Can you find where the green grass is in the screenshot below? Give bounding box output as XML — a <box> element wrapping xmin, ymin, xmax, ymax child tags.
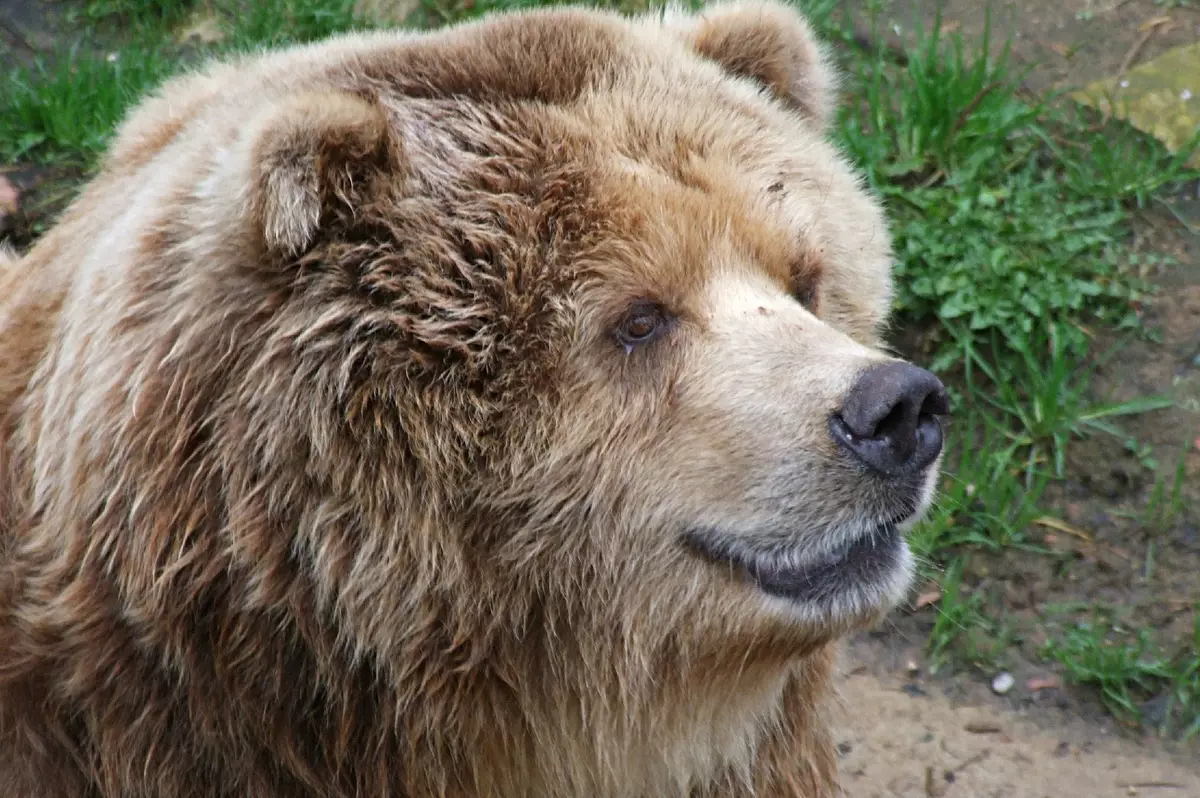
<box><xmin>906</xmin><ymin>327</ymin><xmax>1172</xmax><ymax>569</ymax></box>
<box><xmin>1040</xmin><ymin>104</ymin><xmax>1200</xmax><ymax>210</ymax></box>
<box><xmin>222</xmin><ymin>0</ymin><xmax>367</xmax><ymax>51</ymax></box>
<box><xmin>837</xmin><ymin>5</ymin><xmax>1194</xmax><ymax>370</ymax></box>
<box><xmin>826</xmin><ymin>1</ymin><xmax>1194</xmax><ymax>728</ymax></box>
<box><xmin>0</xmin><ymin>0</ymin><xmax>375</xmax><ymax>167</ymax></box>
<box><xmin>70</xmin><ymin>0</ymin><xmax>198</xmax><ymax>27</ymax></box>
<box><xmin>1</xmin><ymin>0</ymin><xmax>1197</xmax><ymax>738</ymax></box>
<box><xmin>1140</xmin><ymin>446</ymin><xmax>1190</xmax><ymax>537</ymax></box>
<box><xmin>1</xmin><ymin>41</ymin><xmax>177</xmax><ymax>164</ymax></box>
<box><xmin>953</xmin><ymin>325</ymin><xmax>1173</xmax><ymax>479</ymax></box>
<box><xmin>827</xmin><ymin>3</ymin><xmax>1196</xmax><ymax>736</ymax></box>
<box><xmin>925</xmin><ymin>558</ymin><xmax>1014</xmax><ymax>674</ymax></box>
<box><xmin>1043</xmin><ymin>612</ymin><xmax>1200</xmax><ymax>740</ymax></box>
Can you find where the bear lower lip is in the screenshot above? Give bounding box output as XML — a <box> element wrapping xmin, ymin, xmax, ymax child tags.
<box><xmin>684</xmin><ymin>523</ymin><xmax>904</xmax><ymax>605</ymax></box>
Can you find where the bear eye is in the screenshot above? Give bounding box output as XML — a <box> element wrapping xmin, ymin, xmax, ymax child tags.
<box><xmin>615</xmin><ymin>301</ymin><xmax>669</xmax><ymax>351</ymax></box>
<box><xmin>790</xmin><ymin>249</ymin><xmax>823</xmax><ymax>311</ymax></box>
<box><xmin>792</xmin><ymin>261</ymin><xmax>820</xmax><ymax>312</ymax></box>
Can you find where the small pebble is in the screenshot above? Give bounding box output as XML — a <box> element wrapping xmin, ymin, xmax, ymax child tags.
<box><xmin>991</xmin><ymin>672</ymin><xmax>1015</xmax><ymax>695</ymax></box>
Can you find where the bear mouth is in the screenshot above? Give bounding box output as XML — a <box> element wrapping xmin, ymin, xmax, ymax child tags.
<box><xmin>683</xmin><ymin>522</ymin><xmax>905</xmax><ymax>605</ymax></box>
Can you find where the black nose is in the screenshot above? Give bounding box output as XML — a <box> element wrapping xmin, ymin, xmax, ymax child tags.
<box><xmin>830</xmin><ymin>362</ymin><xmax>949</xmax><ymax>476</ymax></box>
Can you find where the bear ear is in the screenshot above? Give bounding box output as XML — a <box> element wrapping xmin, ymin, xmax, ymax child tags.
<box><xmin>241</xmin><ymin>91</ymin><xmax>405</xmax><ymax>258</ymax></box>
<box><xmin>664</xmin><ymin>0</ymin><xmax>837</xmax><ymax>128</ymax></box>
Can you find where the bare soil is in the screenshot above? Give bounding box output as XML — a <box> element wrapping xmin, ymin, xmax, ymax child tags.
<box><xmin>834</xmin><ymin>638</ymin><xmax>1200</xmax><ymax>797</ymax></box>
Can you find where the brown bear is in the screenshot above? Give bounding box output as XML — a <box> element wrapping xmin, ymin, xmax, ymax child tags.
<box><xmin>0</xmin><ymin>2</ymin><xmax>948</xmax><ymax>796</ymax></box>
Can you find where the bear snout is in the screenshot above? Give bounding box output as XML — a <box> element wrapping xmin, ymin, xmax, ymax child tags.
<box><xmin>829</xmin><ymin>362</ymin><xmax>949</xmax><ymax>478</ymax></box>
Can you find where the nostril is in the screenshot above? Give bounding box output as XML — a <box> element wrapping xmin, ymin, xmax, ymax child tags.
<box><xmin>920</xmin><ymin>385</ymin><xmax>951</xmax><ymax>419</ymax></box>
<box><xmin>871</xmin><ymin>401</ymin><xmax>910</xmax><ymax>441</ymax></box>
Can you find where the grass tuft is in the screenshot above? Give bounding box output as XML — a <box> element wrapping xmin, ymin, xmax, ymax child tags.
<box><xmin>1043</xmin><ymin>612</ymin><xmax>1200</xmax><ymax>739</ymax></box>
<box><xmin>839</xmin><ymin>7</ymin><xmax>1037</xmax><ymax>184</ymax></box>
<box><xmin>223</xmin><ymin>0</ymin><xmax>369</xmax><ymax>52</ymax></box>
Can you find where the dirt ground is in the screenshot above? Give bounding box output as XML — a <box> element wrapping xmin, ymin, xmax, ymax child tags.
<box><xmin>833</xmin><ymin>638</ymin><xmax>1200</xmax><ymax>797</ymax></box>
<box><xmin>1</xmin><ymin>0</ymin><xmax>1198</xmax><ymax>794</ymax></box>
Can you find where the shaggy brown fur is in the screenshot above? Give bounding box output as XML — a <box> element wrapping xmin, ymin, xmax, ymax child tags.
<box><xmin>0</xmin><ymin>2</ymin><xmax>943</xmax><ymax>796</ymax></box>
